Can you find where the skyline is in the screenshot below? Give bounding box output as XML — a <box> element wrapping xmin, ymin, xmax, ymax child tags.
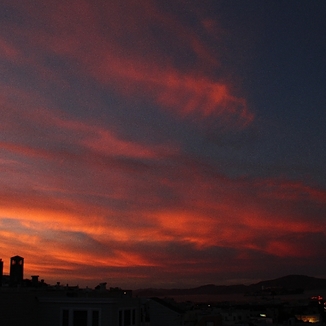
<box><xmin>1</xmin><ymin>0</ymin><xmax>326</xmax><ymax>289</ymax></box>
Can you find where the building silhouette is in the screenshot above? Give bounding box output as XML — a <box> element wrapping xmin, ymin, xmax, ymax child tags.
<box><xmin>0</xmin><ymin>258</ymin><xmax>3</xmax><ymax>287</ymax></box>
<box><xmin>10</xmin><ymin>255</ymin><xmax>24</xmax><ymax>286</ymax></box>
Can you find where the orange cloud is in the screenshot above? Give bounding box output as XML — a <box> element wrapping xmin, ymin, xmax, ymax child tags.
<box><xmin>1</xmin><ymin>0</ymin><xmax>325</xmax><ymax>288</ymax></box>
<box><xmin>2</xmin><ymin>118</ymin><xmax>326</xmax><ymax>284</ymax></box>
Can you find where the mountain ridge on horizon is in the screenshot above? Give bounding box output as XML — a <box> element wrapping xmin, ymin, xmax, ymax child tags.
<box><xmin>134</xmin><ymin>275</ymin><xmax>326</xmax><ymax>297</ymax></box>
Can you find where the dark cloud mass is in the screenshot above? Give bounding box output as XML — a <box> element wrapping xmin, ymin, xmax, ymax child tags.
<box><xmin>0</xmin><ymin>0</ymin><xmax>325</xmax><ymax>288</ymax></box>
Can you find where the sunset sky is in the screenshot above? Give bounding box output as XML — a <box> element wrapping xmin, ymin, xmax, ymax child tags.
<box><xmin>1</xmin><ymin>0</ymin><xmax>326</xmax><ymax>289</ymax></box>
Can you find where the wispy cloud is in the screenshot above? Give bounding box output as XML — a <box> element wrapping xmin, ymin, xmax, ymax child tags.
<box><xmin>0</xmin><ymin>0</ymin><xmax>325</xmax><ymax>287</ymax></box>
<box><xmin>1</xmin><ymin>0</ymin><xmax>253</xmax><ymax>130</ymax></box>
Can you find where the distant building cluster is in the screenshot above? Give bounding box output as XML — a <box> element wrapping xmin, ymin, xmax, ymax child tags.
<box><xmin>0</xmin><ymin>256</ymin><xmax>326</xmax><ymax>326</ymax></box>
<box><xmin>0</xmin><ymin>255</ymin><xmax>147</xmax><ymax>326</ymax></box>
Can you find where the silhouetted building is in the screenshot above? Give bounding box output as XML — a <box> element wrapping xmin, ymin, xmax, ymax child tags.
<box><xmin>0</xmin><ymin>258</ymin><xmax>3</xmax><ymax>287</ymax></box>
<box><xmin>38</xmin><ymin>294</ymin><xmax>142</xmax><ymax>326</ymax></box>
<box><xmin>31</xmin><ymin>275</ymin><xmax>39</xmax><ymax>287</ymax></box>
<box><xmin>147</xmin><ymin>297</ymin><xmax>186</xmax><ymax>326</ymax></box>
<box><xmin>10</xmin><ymin>255</ymin><xmax>24</xmax><ymax>286</ymax></box>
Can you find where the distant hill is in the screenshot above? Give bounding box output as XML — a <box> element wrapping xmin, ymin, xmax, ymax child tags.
<box><xmin>255</xmin><ymin>275</ymin><xmax>326</xmax><ymax>290</ymax></box>
<box><xmin>134</xmin><ymin>275</ymin><xmax>326</xmax><ymax>297</ymax></box>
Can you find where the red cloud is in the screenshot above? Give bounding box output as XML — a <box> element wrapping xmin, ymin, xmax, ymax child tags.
<box><xmin>2</xmin><ymin>0</ymin><xmax>254</xmax><ymax>129</ymax></box>
<box><xmin>1</xmin><ymin>104</ymin><xmax>325</xmax><ymax>283</ymax></box>
<box><xmin>0</xmin><ymin>37</ymin><xmax>20</xmax><ymax>59</ymax></box>
<box><xmin>1</xmin><ymin>0</ymin><xmax>325</xmax><ymax>287</ymax></box>
<box><xmin>94</xmin><ymin>59</ymin><xmax>253</xmax><ymax>128</ymax></box>
<box><xmin>0</xmin><ymin>83</ymin><xmax>176</xmax><ymax>162</ymax></box>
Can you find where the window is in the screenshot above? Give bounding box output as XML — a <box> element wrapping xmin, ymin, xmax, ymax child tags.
<box><xmin>92</xmin><ymin>310</ymin><xmax>99</xmax><ymax>326</ymax></box>
<box><xmin>61</xmin><ymin>309</ymin><xmax>100</xmax><ymax>326</ymax></box>
<box><xmin>119</xmin><ymin>311</ymin><xmax>122</xmax><ymax>326</ymax></box>
<box><xmin>124</xmin><ymin>310</ymin><xmax>131</xmax><ymax>326</ymax></box>
<box><xmin>132</xmin><ymin>309</ymin><xmax>135</xmax><ymax>325</ymax></box>
<box><xmin>119</xmin><ymin>308</ymin><xmax>137</xmax><ymax>326</ymax></box>
<box><xmin>73</xmin><ymin>310</ymin><xmax>88</xmax><ymax>326</ymax></box>
<box><xmin>62</xmin><ymin>310</ymin><xmax>69</xmax><ymax>326</ymax></box>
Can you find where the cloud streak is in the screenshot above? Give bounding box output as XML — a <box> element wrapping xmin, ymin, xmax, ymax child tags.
<box><xmin>1</xmin><ymin>0</ymin><xmax>253</xmax><ymax>130</ymax></box>
<box><xmin>0</xmin><ymin>0</ymin><xmax>325</xmax><ymax>288</ymax></box>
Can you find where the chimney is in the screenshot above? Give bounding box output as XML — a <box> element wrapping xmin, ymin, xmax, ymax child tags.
<box><xmin>31</xmin><ymin>275</ymin><xmax>39</xmax><ymax>286</ymax></box>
